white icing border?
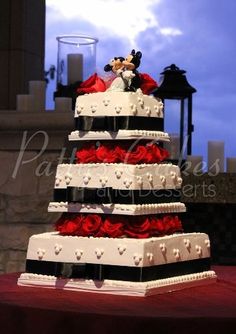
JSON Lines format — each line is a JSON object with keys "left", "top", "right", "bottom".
{"left": 68, "top": 130, "right": 170, "bottom": 141}
{"left": 18, "top": 271, "right": 217, "bottom": 297}
{"left": 48, "top": 202, "right": 186, "bottom": 215}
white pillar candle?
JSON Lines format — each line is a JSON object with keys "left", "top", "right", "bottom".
{"left": 186, "top": 155, "right": 203, "bottom": 174}
{"left": 55, "top": 97, "right": 72, "bottom": 111}
{"left": 67, "top": 53, "right": 83, "bottom": 84}
{"left": 29, "top": 80, "right": 46, "bottom": 111}
{"left": 226, "top": 157, "right": 236, "bottom": 173}
{"left": 164, "top": 134, "right": 180, "bottom": 160}
{"left": 208, "top": 141, "right": 224, "bottom": 174}
{"left": 16, "top": 94, "right": 34, "bottom": 111}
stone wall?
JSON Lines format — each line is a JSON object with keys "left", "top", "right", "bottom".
{"left": 0, "top": 110, "right": 74, "bottom": 274}
{"left": 0, "top": 0, "right": 45, "bottom": 110}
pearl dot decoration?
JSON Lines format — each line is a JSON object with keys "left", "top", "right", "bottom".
{"left": 117, "top": 244, "right": 126, "bottom": 255}
{"left": 205, "top": 239, "right": 211, "bottom": 248}
{"left": 90, "top": 103, "right": 98, "bottom": 113}
{"left": 123, "top": 179, "right": 132, "bottom": 188}
{"left": 99, "top": 177, "right": 108, "bottom": 187}
{"left": 159, "top": 243, "right": 166, "bottom": 253}
{"left": 195, "top": 245, "right": 202, "bottom": 256}
{"left": 173, "top": 248, "right": 180, "bottom": 260}
{"left": 76, "top": 104, "right": 84, "bottom": 114}
{"left": 83, "top": 174, "right": 91, "bottom": 185}
{"left": 136, "top": 176, "right": 143, "bottom": 185}
{"left": 146, "top": 172, "right": 153, "bottom": 183}
{"left": 170, "top": 171, "right": 177, "bottom": 182}
{"left": 115, "top": 105, "right": 122, "bottom": 114}
{"left": 55, "top": 177, "right": 62, "bottom": 187}
{"left": 160, "top": 175, "right": 166, "bottom": 187}
{"left": 115, "top": 170, "right": 123, "bottom": 179}
{"left": 137, "top": 97, "right": 144, "bottom": 107}
{"left": 37, "top": 248, "right": 45, "bottom": 260}
{"left": 159, "top": 102, "right": 164, "bottom": 112}
{"left": 75, "top": 249, "right": 83, "bottom": 260}
{"left": 103, "top": 99, "right": 110, "bottom": 106}
{"left": 54, "top": 243, "right": 62, "bottom": 255}
{"left": 145, "top": 106, "right": 151, "bottom": 116}
{"left": 130, "top": 103, "right": 137, "bottom": 115}
{"left": 177, "top": 177, "right": 183, "bottom": 186}
{"left": 184, "top": 238, "right": 191, "bottom": 249}
{"left": 95, "top": 248, "right": 104, "bottom": 259}
{"left": 147, "top": 252, "right": 154, "bottom": 262}
{"left": 133, "top": 253, "right": 143, "bottom": 265}
{"left": 154, "top": 105, "right": 161, "bottom": 116}
{"left": 65, "top": 173, "right": 72, "bottom": 185}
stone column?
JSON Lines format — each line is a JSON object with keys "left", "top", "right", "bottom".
{"left": 0, "top": 110, "right": 75, "bottom": 274}
{"left": 0, "top": 0, "right": 45, "bottom": 110}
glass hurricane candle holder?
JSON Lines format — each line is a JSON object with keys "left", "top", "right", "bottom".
{"left": 56, "top": 35, "right": 98, "bottom": 86}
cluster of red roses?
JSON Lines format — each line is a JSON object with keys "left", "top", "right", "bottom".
{"left": 55, "top": 213, "right": 183, "bottom": 239}
{"left": 76, "top": 73, "right": 158, "bottom": 95}
{"left": 76, "top": 142, "right": 169, "bottom": 164}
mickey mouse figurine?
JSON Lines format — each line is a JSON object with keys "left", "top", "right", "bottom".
{"left": 122, "top": 49, "right": 142, "bottom": 91}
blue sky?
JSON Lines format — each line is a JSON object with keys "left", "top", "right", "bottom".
{"left": 45, "top": 0, "right": 236, "bottom": 164}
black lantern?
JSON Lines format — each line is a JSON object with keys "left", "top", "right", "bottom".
{"left": 153, "top": 64, "right": 196, "bottom": 160}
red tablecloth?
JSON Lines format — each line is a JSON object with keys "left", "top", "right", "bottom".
{"left": 0, "top": 266, "right": 236, "bottom": 334}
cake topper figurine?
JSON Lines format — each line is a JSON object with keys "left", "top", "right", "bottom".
{"left": 104, "top": 56, "right": 136, "bottom": 92}
{"left": 77, "top": 48, "right": 158, "bottom": 95}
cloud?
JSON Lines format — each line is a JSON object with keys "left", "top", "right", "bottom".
{"left": 46, "top": 0, "right": 183, "bottom": 47}
{"left": 47, "top": 0, "right": 162, "bottom": 46}
{"left": 160, "top": 27, "right": 182, "bottom": 36}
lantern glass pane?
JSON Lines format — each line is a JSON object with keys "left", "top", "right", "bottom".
{"left": 163, "top": 99, "right": 180, "bottom": 134}
{"left": 181, "top": 98, "right": 189, "bottom": 159}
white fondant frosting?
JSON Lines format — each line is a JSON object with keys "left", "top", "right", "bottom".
{"left": 48, "top": 202, "right": 186, "bottom": 215}
{"left": 19, "top": 87, "right": 217, "bottom": 296}
{"left": 75, "top": 92, "right": 164, "bottom": 118}
{"left": 54, "top": 163, "right": 182, "bottom": 190}
{"left": 26, "top": 232, "right": 211, "bottom": 267}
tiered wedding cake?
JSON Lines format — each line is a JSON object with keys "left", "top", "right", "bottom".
{"left": 18, "top": 51, "right": 216, "bottom": 296}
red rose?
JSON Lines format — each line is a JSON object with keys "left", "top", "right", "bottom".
{"left": 100, "top": 216, "right": 125, "bottom": 238}
{"left": 80, "top": 214, "right": 103, "bottom": 237}
{"left": 162, "top": 215, "right": 183, "bottom": 234}
{"left": 77, "top": 73, "right": 106, "bottom": 94}
{"left": 139, "top": 73, "right": 158, "bottom": 95}
{"left": 171, "top": 215, "right": 183, "bottom": 233}
{"left": 96, "top": 143, "right": 118, "bottom": 163}
{"left": 149, "top": 217, "right": 166, "bottom": 236}
{"left": 124, "top": 216, "right": 151, "bottom": 238}
{"left": 114, "top": 144, "right": 128, "bottom": 162}
{"left": 145, "top": 144, "right": 169, "bottom": 163}
{"left": 55, "top": 214, "right": 84, "bottom": 235}
{"left": 153, "top": 145, "right": 169, "bottom": 162}
{"left": 76, "top": 143, "right": 97, "bottom": 163}
{"left": 124, "top": 145, "right": 148, "bottom": 164}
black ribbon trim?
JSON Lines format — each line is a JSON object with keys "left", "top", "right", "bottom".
{"left": 54, "top": 187, "right": 181, "bottom": 204}
{"left": 26, "top": 258, "right": 211, "bottom": 282}
{"left": 75, "top": 116, "right": 163, "bottom": 132}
